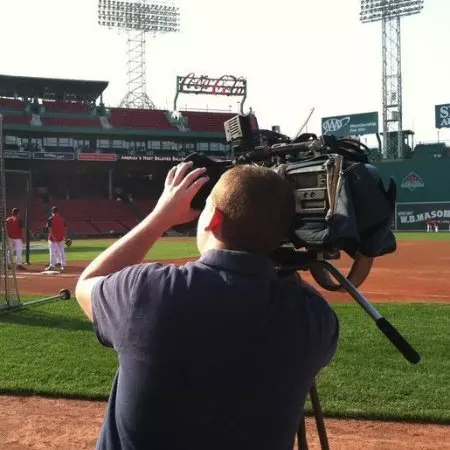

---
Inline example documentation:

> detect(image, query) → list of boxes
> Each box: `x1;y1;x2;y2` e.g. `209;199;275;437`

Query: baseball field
1;233;450;449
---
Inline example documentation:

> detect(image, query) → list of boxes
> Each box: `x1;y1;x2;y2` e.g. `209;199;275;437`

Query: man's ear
205;207;224;232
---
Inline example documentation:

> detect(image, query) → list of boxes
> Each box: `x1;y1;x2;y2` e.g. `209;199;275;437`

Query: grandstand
1;74;234;238
3;73;450;238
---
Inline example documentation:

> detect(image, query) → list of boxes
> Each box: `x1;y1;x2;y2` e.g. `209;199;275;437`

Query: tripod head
271;246;341;275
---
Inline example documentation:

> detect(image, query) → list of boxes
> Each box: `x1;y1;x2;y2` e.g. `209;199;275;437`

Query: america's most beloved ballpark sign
435;103;450;129
176;73;247;96
395;202;450;230
321;112;379;137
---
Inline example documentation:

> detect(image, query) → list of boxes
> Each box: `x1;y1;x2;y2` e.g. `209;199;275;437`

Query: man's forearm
79;211;169;282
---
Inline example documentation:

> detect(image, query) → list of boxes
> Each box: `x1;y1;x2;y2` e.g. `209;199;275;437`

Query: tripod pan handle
376;318;420;365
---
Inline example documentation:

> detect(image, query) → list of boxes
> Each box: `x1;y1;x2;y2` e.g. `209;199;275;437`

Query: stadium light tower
98;0;180;109
360;0;424;159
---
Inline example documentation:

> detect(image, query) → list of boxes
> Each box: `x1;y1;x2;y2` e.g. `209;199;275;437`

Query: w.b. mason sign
396;202;450;231
435;104;450;129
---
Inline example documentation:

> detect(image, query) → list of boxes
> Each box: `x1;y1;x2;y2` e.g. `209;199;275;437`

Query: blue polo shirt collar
198;249;278;278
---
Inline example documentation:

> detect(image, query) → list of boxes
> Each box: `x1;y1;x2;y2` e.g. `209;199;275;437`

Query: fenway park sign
119;155;185;162
176;73;246;96
119;155;228;162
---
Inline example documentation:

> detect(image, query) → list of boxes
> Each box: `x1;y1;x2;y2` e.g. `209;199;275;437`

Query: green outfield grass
26;231;450;265
395;232;450;241
0;299;449;423
28;238;199;264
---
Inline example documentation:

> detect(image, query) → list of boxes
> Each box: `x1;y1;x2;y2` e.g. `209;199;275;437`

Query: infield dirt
1;396;449;449
16;240;450;304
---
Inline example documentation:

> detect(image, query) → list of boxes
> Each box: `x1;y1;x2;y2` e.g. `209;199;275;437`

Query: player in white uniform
6;207;25;269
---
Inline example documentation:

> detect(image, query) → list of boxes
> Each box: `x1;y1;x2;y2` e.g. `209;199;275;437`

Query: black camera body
176;113;397;290
287;163;328;215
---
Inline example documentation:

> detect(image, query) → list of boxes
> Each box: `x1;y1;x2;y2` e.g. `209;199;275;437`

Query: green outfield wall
375;157;450;204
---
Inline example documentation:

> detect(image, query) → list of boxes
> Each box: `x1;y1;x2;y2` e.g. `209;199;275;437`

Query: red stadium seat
42;101;90;114
49;199;139;235
109;108;175;130
64;220;99;234
7;196;47;234
133;199;158;217
90;220;129;233
2;115;31;125
181;111;235;132
8;196;156;237
0;98;25;110
41;117;101;128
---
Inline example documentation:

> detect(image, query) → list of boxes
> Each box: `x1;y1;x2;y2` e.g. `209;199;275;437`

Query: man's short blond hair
211;164;295;254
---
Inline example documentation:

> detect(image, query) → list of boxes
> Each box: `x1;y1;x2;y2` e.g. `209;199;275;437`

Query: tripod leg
296;414;308;450
309;382;330;450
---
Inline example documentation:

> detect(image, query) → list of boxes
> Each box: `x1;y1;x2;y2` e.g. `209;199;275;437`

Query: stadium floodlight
98;0;180;109
360;0;424;159
360;0;424;23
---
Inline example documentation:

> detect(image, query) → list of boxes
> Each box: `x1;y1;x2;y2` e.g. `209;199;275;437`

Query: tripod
274;254;421;450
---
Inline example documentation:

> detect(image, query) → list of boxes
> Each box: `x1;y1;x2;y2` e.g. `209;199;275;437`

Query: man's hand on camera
152;161;209;228
75;162;208;322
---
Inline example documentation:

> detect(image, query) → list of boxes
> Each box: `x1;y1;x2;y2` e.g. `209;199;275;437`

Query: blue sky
0;0;448;144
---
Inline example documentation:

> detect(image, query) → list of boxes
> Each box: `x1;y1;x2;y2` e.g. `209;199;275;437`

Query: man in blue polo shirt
75;161;339;450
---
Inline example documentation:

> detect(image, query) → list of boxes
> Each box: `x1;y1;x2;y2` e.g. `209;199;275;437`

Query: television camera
174;113;419;362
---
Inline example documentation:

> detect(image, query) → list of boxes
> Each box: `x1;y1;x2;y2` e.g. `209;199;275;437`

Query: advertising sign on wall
400;171;425;192
321;112;378;137
119;155;185;162
435;103;450;129
33;152;75;161
4;150;31;160
395;202;450;230
177;73;246;96
77;152;118;162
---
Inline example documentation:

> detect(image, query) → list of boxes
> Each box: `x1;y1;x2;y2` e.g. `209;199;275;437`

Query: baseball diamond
1;0;450;447
2;86;450;447
2;83;450;448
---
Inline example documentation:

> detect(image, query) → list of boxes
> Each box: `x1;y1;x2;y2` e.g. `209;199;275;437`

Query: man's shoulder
279;276;339;368
281;275;336;320
134;259;200;275
126;260;202;295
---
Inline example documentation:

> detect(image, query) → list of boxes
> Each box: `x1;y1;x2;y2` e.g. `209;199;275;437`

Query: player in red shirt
46;206;67;271
6;207;25;269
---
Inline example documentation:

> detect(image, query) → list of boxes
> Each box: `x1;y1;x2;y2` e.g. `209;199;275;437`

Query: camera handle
313;260;421;365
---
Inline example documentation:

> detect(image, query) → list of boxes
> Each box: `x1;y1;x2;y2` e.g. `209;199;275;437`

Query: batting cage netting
0;115;31;310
